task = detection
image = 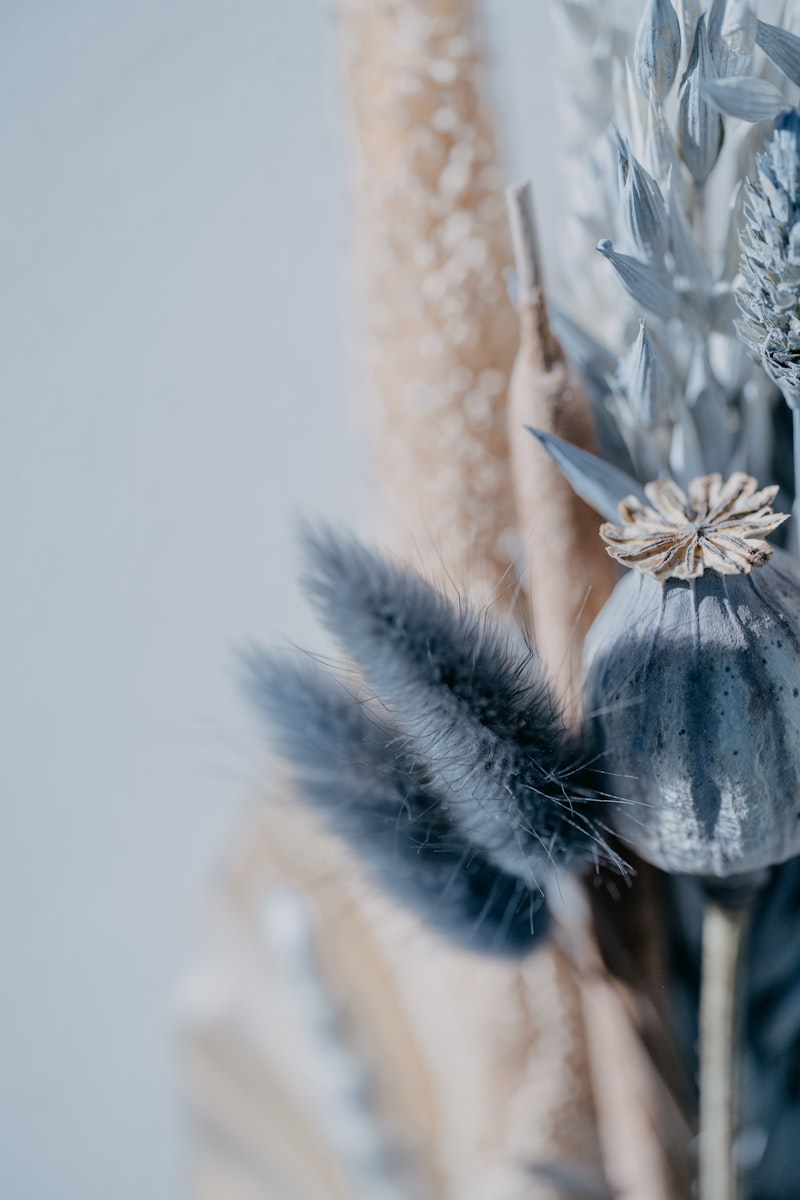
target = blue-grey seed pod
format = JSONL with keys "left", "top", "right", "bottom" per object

{"left": 583, "top": 474, "right": 799, "bottom": 878}
{"left": 708, "top": 0, "right": 756, "bottom": 79}
{"left": 634, "top": 0, "right": 681, "bottom": 100}
{"left": 621, "top": 153, "right": 670, "bottom": 263}
{"left": 617, "top": 320, "right": 677, "bottom": 427}
{"left": 678, "top": 16, "right": 725, "bottom": 186}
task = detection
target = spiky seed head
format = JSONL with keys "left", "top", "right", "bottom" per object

{"left": 735, "top": 109, "right": 800, "bottom": 408}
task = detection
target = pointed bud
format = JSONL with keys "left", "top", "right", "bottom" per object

{"left": 634, "top": 0, "right": 681, "bottom": 100}
{"left": 597, "top": 239, "right": 683, "bottom": 320}
{"left": 617, "top": 321, "right": 677, "bottom": 427}
{"left": 679, "top": 0, "right": 702, "bottom": 53}
{"left": 611, "top": 123, "right": 630, "bottom": 195}
{"left": 708, "top": 0, "right": 756, "bottom": 78}
{"left": 622, "top": 152, "right": 670, "bottom": 262}
{"left": 678, "top": 15, "right": 725, "bottom": 185}
{"left": 755, "top": 19, "right": 800, "bottom": 88}
{"left": 703, "top": 76, "right": 787, "bottom": 122}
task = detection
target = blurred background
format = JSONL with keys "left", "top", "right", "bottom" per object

{"left": 1, "top": 3, "right": 559, "bottom": 1197}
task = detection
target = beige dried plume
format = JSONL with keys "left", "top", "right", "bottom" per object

{"left": 340, "top": 0, "right": 521, "bottom": 608}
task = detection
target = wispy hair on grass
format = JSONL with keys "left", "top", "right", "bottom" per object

{"left": 248, "top": 527, "right": 629, "bottom": 954}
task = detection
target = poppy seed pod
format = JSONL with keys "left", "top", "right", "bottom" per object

{"left": 583, "top": 472, "right": 800, "bottom": 877}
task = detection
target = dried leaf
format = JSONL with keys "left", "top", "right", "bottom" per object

{"left": 526, "top": 428, "right": 647, "bottom": 522}
{"left": 708, "top": 0, "right": 757, "bottom": 77}
{"left": 597, "top": 239, "right": 684, "bottom": 320}
{"left": 755, "top": 18, "right": 800, "bottom": 87}
{"left": 703, "top": 75, "right": 788, "bottom": 122}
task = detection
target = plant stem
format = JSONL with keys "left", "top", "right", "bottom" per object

{"left": 698, "top": 898, "right": 749, "bottom": 1200}
{"left": 505, "top": 180, "right": 542, "bottom": 303}
{"left": 792, "top": 406, "right": 800, "bottom": 557}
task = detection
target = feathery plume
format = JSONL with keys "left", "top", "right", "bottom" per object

{"left": 340, "top": 0, "right": 520, "bottom": 607}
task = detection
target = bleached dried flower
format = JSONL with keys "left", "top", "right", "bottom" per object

{"left": 600, "top": 472, "right": 788, "bottom": 580}
{"left": 736, "top": 108, "right": 800, "bottom": 408}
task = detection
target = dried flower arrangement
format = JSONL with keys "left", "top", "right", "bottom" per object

{"left": 229, "top": 2, "right": 800, "bottom": 1198}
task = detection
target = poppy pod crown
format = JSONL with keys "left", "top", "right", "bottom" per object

{"left": 535, "top": 430, "right": 800, "bottom": 878}
{"left": 590, "top": 473, "right": 800, "bottom": 875}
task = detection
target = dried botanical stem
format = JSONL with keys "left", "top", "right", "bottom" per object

{"left": 555, "top": 876, "right": 686, "bottom": 1200}
{"left": 699, "top": 899, "right": 750, "bottom": 1200}
{"left": 506, "top": 181, "right": 618, "bottom": 713}
{"left": 507, "top": 180, "right": 542, "bottom": 301}
{"left": 792, "top": 408, "right": 800, "bottom": 556}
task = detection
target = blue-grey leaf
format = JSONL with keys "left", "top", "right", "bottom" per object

{"left": 634, "top": 0, "right": 681, "bottom": 100}
{"left": 550, "top": 307, "right": 617, "bottom": 388}
{"left": 525, "top": 428, "right": 647, "bottom": 521}
{"left": 549, "top": 309, "right": 637, "bottom": 473}
{"left": 597, "top": 239, "right": 683, "bottom": 319}
{"left": 755, "top": 19, "right": 800, "bottom": 88}
{"left": 703, "top": 76, "right": 787, "bottom": 122}
{"left": 678, "top": 15, "right": 725, "bottom": 185}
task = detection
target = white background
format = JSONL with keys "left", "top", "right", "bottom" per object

{"left": 1, "top": 3, "right": 559, "bottom": 1196}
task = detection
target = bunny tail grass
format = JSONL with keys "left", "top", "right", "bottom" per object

{"left": 246, "top": 651, "right": 549, "bottom": 955}
{"left": 298, "top": 526, "right": 626, "bottom": 884}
